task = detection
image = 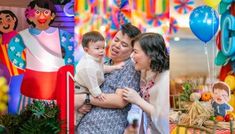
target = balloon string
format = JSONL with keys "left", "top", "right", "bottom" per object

{"left": 204, "top": 45, "right": 212, "bottom": 84}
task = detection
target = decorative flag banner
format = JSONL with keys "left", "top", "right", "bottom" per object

{"left": 174, "top": 0, "right": 194, "bottom": 14}
{"left": 169, "top": 17, "right": 179, "bottom": 34}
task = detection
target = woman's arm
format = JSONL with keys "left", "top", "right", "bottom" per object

{"left": 135, "top": 97, "right": 154, "bottom": 116}
{"left": 123, "top": 87, "right": 154, "bottom": 115}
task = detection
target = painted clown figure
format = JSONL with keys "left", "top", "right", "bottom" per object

{"left": 8, "top": 0, "right": 74, "bottom": 111}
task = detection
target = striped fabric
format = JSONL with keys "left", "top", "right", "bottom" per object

{"left": 17, "top": 94, "right": 56, "bottom": 114}
{"left": 0, "top": 43, "right": 25, "bottom": 76}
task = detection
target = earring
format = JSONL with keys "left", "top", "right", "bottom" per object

{"left": 51, "top": 17, "right": 54, "bottom": 20}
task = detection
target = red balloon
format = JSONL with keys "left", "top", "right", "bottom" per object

{"left": 230, "top": 2, "right": 235, "bottom": 16}
{"left": 216, "top": 31, "right": 221, "bottom": 50}
{"left": 219, "top": 63, "right": 232, "bottom": 81}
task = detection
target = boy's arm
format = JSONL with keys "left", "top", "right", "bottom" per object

{"left": 103, "top": 62, "right": 125, "bottom": 73}
{"left": 78, "top": 68, "right": 102, "bottom": 97}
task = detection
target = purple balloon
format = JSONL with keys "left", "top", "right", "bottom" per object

{"left": 0, "top": 62, "right": 10, "bottom": 83}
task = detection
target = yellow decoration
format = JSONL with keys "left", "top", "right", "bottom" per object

{"left": 203, "top": 0, "right": 221, "bottom": 8}
{"left": 171, "top": 127, "right": 191, "bottom": 134}
{"left": 0, "top": 77, "right": 6, "bottom": 87}
{"left": 0, "top": 77, "right": 8, "bottom": 112}
{"left": 229, "top": 94, "right": 235, "bottom": 112}
{"left": 0, "top": 103, "right": 7, "bottom": 111}
{"left": 225, "top": 75, "right": 235, "bottom": 91}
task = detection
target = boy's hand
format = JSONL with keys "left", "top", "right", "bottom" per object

{"left": 77, "top": 104, "right": 92, "bottom": 114}
{"left": 97, "top": 93, "right": 106, "bottom": 101}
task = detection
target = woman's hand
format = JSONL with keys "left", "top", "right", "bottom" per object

{"left": 123, "top": 87, "right": 142, "bottom": 105}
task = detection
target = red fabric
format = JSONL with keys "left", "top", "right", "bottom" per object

{"left": 56, "top": 65, "right": 74, "bottom": 134}
{"left": 2, "top": 30, "right": 17, "bottom": 44}
{"left": 21, "top": 69, "right": 57, "bottom": 100}
{"left": 219, "top": 63, "right": 232, "bottom": 81}
{"left": 230, "top": 2, "right": 235, "bottom": 17}
{"left": 216, "top": 31, "right": 221, "bottom": 50}
{"left": 0, "top": 43, "right": 25, "bottom": 76}
{"left": 140, "top": 74, "right": 157, "bottom": 102}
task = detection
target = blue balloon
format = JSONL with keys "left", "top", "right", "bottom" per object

{"left": 189, "top": 5, "right": 219, "bottom": 43}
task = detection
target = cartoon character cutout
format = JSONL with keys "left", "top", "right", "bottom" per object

{"left": 0, "top": 10, "right": 25, "bottom": 76}
{"left": 0, "top": 10, "right": 18, "bottom": 44}
{"left": 8, "top": 0, "right": 74, "bottom": 107}
{"left": 212, "top": 81, "right": 233, "bottom": 117}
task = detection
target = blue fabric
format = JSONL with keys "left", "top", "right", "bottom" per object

{"left": 8, "top": 74, "right": 24, "bottom": 114}
{"left": 77, "top": 59, "right": 140, "bottom": 134}
{"left": 212, "top": 101, "right": 230, "bottom": 116}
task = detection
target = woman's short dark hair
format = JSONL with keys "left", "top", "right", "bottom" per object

{"left": 0, "top": 10, "right": 18, "bottom": 34}
{"left": 82, "top": 31, "right": 105, "bottom": 48}
{"left": 132, "top": 33, "right": 169, "bottom": 72}
{"left": 25, "top": 0, "right": 56, "bottom": 27}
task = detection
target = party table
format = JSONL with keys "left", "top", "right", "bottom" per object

{"left": 170, "top": 123, "right": 232, "bottom": 134}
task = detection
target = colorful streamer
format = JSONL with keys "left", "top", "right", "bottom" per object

{"left": 169, "top": 17, "right": 179, "bottom": 34}
{"left": 174, "top": 0, "right": 194, "bottom": 14}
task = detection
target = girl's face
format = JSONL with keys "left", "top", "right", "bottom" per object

{"left": 131, "top": 42, "right": 151, "bottom": 71}
{"left": 29, "top": 6, "right": 55, "bottom": 30}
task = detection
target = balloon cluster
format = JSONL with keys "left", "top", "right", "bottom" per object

{"left": 214, "top": 0, "right": 235, "bottom": 91}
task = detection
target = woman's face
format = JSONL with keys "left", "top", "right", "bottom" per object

{"left": 132, "top": 42, "right": 151, "bottom": 71}
{"left": 29, "top": 6, "right": 55, "bottom": 30}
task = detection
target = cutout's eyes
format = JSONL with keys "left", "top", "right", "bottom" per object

{"left": 43, "top": 10, "right": 51, "bottom": 16}
{"left": 6, "top": 18, "right": 11, "bottom": 22}
{"left": 35, "top": 10, "right": 40, "bottom": 15}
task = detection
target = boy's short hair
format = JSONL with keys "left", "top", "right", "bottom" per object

{"left": 212, "top": 82, "right": 230, "bottom": 96}
{"left": 120, "top": 23, "right": 141, "bottom": 39}
{"left": 82, "top": 31, "right": 105, "bottom": 48}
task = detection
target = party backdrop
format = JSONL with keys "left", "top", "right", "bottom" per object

{"left": 74, "top": 0, "right": 169, "bottom": 60}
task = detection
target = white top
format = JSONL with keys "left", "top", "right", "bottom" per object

{"left": 75, "top": 53, "right": 104, "bottom": 97}
{"left": 148, "top": 70, "right": 169, "bottom": 134}
{"left": 19, "top": 28, "right": 64, "bottom": 71}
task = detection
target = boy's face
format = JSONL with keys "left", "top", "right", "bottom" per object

{"left": 213, "top": 88, "right": 229, "bottom": 104}
{"left": 0, "top": 13, "right": 16, "bottom": 33}
{"left": 28, "top": 6, "right": 55, "bottom": 30}
{"left": 84, "top": 41, "right": 105, "bottom": 61}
